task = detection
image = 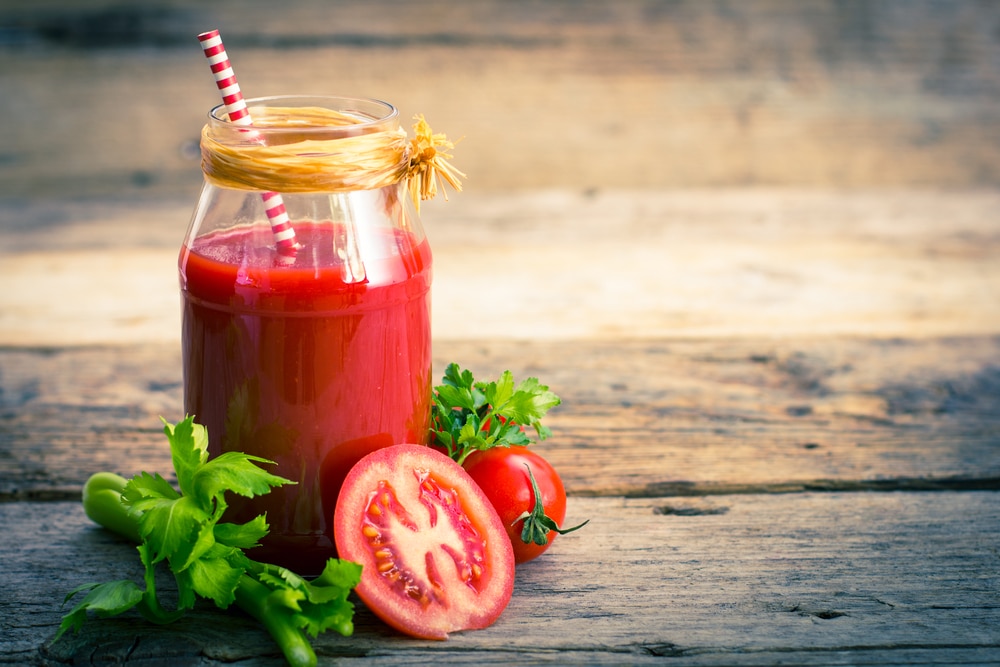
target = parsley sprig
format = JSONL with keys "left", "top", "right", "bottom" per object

{"left": 430, "top": 362, "right": 562, "bottom": 465}
{"left": 57, "top": 416, "right": 361, "bottom": 667}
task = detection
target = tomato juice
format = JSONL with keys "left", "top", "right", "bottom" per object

{"left": 179, "top": 220, "right": 432, "bottom": 573}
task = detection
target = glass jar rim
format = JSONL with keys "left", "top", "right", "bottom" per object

{"left": 208, "top": 95, "right": 399, "bottom": 134}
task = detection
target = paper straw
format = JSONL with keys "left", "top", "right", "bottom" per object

{"left": 198, "top": 29, "right": 299, "bottom": 255}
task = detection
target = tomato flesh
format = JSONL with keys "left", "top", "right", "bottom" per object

{"left": 463, "top": 446, "right": 568, "bottom": 564}
{"left": 334, "top": 444, "right": 515, "bottom": 639}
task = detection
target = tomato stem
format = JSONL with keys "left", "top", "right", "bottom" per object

{"left": 515, "top": 464, "right": 589, "bottom": 546}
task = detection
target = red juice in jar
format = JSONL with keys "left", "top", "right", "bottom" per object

{"left": 179, "top": 219, "right": 432, "bottom": 573}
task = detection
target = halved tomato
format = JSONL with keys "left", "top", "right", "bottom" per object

{"left": 333, "top": 444, "right": 515, "bottom": 639}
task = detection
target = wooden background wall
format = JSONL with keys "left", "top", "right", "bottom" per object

{"left": 1, "top": 0, "right": 999, "bottom": 201}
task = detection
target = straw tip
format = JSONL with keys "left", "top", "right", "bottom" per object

{"left": 197, "top": 29, "right": 220, "bottom": 42}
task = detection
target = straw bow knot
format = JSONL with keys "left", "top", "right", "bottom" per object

{"left": 406, "top": 115, "right": 465, "bottom": 212}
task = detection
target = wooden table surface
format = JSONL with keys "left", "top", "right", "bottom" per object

{"left": 3, "top": 189, "right": 999, "bottom": 666}
{"left": 3, "top": 2, "right": 1000, "bottom": 665}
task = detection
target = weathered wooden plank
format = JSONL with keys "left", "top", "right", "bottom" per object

{"left": 2, "top": 337, "right": 998, "bottom": 500}
{"left": 3, "top": 189, "right": 999, "bottom": 346}
{"left": 526, "top": 336, "right": 1000, "bottom": 496}
{"left": 4, "top": 492, "right": 997, "bottom": 665}
{"left": 1, "top": 0, "right": 999, "bottom": 199}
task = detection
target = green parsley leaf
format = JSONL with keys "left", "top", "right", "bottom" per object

{"left": 481, "top": 370, "right": 516, "bottom": 410}
{"left": 430, "top": 363, "right": 562, "bottom": 464}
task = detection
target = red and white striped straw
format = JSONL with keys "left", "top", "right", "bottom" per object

{"left": 198, "top": 29, "right": 299, "bottom": 255}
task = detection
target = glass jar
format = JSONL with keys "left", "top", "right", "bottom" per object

{"left": 178, "top": 96, "right": 433, "bottom": 574}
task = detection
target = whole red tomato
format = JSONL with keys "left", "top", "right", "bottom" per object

{"left": 463, "top": 446, "right": 584, "bottom": 564}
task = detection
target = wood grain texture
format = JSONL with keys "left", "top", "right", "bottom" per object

{"left": 4, "top": 493, "right": 997, "bottom": 665}
{"left": 2, "top": 336, "right": 998, "bottom": 500}
{"left": 2, "top": 189, "right": 999, "bottom": 346}
{"left": 2, "top": 4, "right": 997, "bottom": 662}
{"left": 1, "top": 0, "right": 999, "bottom": 199}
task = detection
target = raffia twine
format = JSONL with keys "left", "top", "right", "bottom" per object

{"left": 200, "top": 106, "right": 464, "bottom": 211}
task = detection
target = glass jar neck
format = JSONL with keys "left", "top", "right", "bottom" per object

{"left": 208, "top": 95, "right": 400, "bottom": 141}
{"left": 201, "top": 96, "right": 408, "bottom": 194}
